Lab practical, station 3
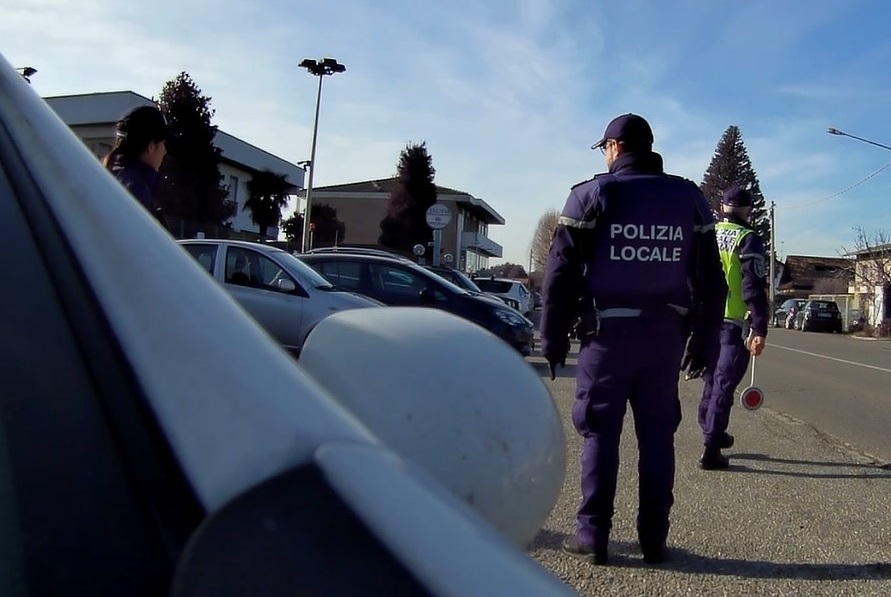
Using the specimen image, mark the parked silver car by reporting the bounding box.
[179,239,381,356]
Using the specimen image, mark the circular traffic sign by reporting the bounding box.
[739,386,764,410]
[425,203,451,230]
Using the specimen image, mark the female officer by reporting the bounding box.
[102,105,171,225]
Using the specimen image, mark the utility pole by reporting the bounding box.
[769,201,777,311]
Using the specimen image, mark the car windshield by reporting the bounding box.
[275,251,336,289]
[808,301,839,311]
[451,270,482,293]
[412,264,469,295]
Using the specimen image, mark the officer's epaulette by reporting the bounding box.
[570,172,607,190]
[665,173,698,187]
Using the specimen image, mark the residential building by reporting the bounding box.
[776,255,853,299]
[43,91,305,239]
[307,177,505,272]
[846,243,891,324]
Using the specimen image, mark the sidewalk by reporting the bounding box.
[525,349,891,596]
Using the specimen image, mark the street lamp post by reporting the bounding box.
[827,128,891,153]
[298,58,346,253]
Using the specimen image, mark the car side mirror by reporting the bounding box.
[276,279,297,293]
[419,288,436,304]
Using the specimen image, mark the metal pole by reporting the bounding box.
[769,201,776,310]
[432,230,442,266]
[839,132,891,153]
[300,74,324,253]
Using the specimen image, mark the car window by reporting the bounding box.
[274,251,335,290]
[225,247,297,294]
[809,301,839,311]
[182,243,217,275]
[371,264,427,296]
[475,279,514,294]
[316,260,363,290]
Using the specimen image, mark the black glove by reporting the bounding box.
[543,336,570,381]
[680,336,707,380]
[547,355,566,381]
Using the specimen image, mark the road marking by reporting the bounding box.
[769,344,891,375]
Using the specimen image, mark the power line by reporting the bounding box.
[782,159,891,210]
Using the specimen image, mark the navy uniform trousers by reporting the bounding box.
[571,313,685,549]
[698,322,750,448]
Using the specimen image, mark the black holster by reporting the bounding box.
[573,297,600,338]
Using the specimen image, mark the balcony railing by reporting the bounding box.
[462,231,503,258]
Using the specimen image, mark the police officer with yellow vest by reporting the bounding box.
[698,185,769,470]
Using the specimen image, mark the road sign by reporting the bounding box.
[425,204,451,230]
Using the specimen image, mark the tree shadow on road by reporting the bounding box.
[726,453,891,480]
[529,532,891,580]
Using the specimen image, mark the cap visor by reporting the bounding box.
[591,138,606,150]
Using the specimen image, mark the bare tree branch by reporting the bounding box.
[839,227,891,294]
[531,209,560,272]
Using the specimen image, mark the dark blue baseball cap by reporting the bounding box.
[592,113,654,150]
[721,185,753,208]
[116,105,174,143]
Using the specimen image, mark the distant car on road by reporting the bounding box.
[179,239,381,356]
[794,299,843,333]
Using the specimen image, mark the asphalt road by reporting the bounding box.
[523,330,891,596]
[756,328,891,463]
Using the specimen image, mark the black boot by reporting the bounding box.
[699,446,729,470]
[562,536,608,565]
[720,433,735,449]
[640,541,666,564]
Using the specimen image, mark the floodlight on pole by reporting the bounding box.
[298,57,346,253]
[15,66,37,84]
[827,127,891,153]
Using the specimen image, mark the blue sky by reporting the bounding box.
[3,0,891,265]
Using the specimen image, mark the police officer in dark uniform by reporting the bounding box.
[698,186,769,470]
[540,114,727,565]
[101,105,172,226]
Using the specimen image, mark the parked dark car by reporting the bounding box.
[299,253,535,355]
[773,298,806,328]
[794,299,844,333]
